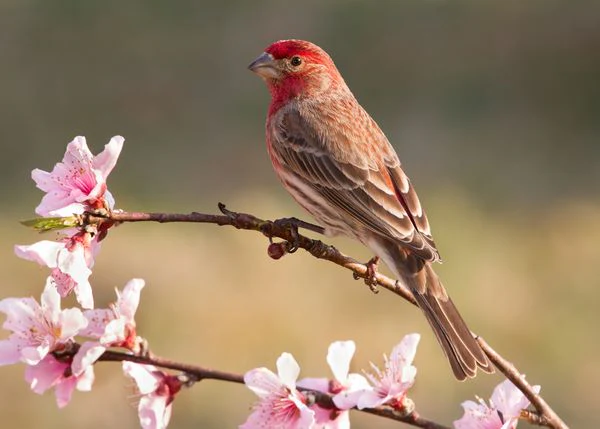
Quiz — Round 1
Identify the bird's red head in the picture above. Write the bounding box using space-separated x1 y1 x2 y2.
248 40 345 109
265 40 334 68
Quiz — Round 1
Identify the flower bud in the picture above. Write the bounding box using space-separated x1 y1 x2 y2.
267 242 287 260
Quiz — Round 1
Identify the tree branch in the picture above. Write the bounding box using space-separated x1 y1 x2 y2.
85 204 416 304
83 204 568 429
62 346 449 429
99 349 244 384
361 405 450 429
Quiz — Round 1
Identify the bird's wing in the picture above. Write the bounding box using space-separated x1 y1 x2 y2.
269 104 439 262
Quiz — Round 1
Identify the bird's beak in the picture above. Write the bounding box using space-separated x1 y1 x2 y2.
248 52 279 79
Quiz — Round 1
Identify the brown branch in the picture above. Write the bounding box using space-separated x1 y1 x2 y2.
84 204 568 429
61 346 449 429
99 349 244 384
361 406 450 429
85 204 416 304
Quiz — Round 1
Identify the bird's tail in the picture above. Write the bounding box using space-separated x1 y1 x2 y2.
383 245 494 380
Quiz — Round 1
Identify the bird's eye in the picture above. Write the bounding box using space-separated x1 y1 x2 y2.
290 56 302 67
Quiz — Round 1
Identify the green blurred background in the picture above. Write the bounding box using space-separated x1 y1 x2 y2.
1 1 598 428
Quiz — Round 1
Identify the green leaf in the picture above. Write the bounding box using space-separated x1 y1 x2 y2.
20 216 79 232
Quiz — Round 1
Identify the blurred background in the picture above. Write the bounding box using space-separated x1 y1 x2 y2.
1 1 599 428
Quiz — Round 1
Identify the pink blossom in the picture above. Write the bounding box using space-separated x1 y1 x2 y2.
14 232 98 309
80 278 145 356
32 135 123 217
16 136 124 309
0 279 87 366
241 352 315 429
25 342 102 408
123 362 182 429
357 333 420 410
454 379 541 429
298 340 370 428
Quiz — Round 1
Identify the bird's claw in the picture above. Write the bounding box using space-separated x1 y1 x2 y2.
273 217 302 253
353 256 380 294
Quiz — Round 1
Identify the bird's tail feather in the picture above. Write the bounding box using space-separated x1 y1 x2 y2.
383 244 494 380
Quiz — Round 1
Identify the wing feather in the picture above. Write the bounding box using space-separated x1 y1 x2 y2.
269 103 440 262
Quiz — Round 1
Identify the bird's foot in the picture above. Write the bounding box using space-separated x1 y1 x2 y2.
259 217 303 259
353 256 380 294
271 217 320 253
261 217 325 259
275 217 325 235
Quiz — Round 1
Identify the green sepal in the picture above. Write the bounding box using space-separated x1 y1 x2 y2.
20 216 79 232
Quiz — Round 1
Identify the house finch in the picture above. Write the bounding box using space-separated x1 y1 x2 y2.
248 39 493 380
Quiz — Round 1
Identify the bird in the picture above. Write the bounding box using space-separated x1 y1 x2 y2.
248 39 493 380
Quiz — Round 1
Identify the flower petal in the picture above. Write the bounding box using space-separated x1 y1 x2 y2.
75 364 95 392
54 376 78 408
138 393 171 429
73 278 94 310
332 373 372 410
326 340 355 384
72 341 105 376
0 297 38 332
491 378 541 421
80 308 113 338
311 406 350 429
118 278 145 321
0 339 22 365
41 279 62 325
104 189 116 210
244 367 282 398
240 392 314 429
57 243 92 285
276 352 300 390
57 307 88 340
390 333 420 367
297 377 329 393
14 241 63 268
101 318 127 344
357 389 387 410
92 135 124 179
25 355 67 394
21 343 51 365
123 362 160 395
295 405 317 429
